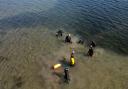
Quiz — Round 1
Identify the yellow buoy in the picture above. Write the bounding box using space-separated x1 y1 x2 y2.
53 63 62 69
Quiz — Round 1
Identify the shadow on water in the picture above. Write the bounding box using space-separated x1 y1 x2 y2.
52 72 64 80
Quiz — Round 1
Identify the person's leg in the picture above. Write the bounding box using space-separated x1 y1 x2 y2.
90 51 93 57
61 33 62 36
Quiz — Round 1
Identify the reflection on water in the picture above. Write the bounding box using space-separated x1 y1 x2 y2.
0 0 128 54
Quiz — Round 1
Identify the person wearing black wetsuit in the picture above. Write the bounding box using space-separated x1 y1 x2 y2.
64 67 70 83
56 30 63 37
90 41 96 48
65 34 72 43
88 46 94 57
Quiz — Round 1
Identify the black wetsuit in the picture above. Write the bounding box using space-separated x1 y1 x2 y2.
56 30 63 37
65 36 71 43
90 41 96 47
64 68 70 83
88 48 94 57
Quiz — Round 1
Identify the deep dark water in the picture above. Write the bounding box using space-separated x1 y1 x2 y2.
0 0 128 54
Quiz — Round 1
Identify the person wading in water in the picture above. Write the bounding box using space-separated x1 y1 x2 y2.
56 30 63 38
64 67 70 83
87 46 94 57
65 34 72 43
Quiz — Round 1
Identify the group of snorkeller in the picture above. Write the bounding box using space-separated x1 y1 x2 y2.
55 30 96 83
56 30 72 43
